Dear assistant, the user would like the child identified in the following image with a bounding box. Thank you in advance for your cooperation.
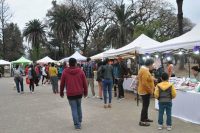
[154,72,176,131]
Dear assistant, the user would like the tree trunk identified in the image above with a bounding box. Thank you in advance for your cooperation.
[179,55,185,70]
[176,0,183,36]
[83,29,90,55]
[177,0,184,70]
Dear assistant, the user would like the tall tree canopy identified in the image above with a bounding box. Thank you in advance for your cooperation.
[23,19,46,60]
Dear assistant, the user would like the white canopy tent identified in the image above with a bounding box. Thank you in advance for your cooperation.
[90,49,116,60]
[37,56,57,64]
[0,60,11,65]
[0,60,11,76]
[64,51,87,61]
[144,23,200,53]
[104,34,161,58]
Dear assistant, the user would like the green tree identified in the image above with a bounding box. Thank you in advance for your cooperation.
[4,23,24,60]
[23,19,46,60]
[104,3,134,48]
[0,0,12,59]
[46,3,82,56]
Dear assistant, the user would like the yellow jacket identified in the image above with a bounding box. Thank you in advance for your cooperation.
[49,66,58,77]
[138,66,155,95]
[154,81,176,99]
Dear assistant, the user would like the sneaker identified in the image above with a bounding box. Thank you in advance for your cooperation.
[145,119,153,122]
[139,121,150,126]
[92,96,96,98]
[167,126,172,131]
[158,125,163,130]
[75,127,81,131]
[20,91,24,94]
[104,104,107,108]
[108,104,112,108]
[31,91,34,94]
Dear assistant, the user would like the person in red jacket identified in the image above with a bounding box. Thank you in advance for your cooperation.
[60,58,88,130]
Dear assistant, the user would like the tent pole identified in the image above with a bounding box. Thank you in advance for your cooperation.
[188,54,191,78]
[135,51,140,106]
[160,53,164,69]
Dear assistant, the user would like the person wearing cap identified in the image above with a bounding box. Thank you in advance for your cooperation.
[138,59,155,126]
[191,66,200,81]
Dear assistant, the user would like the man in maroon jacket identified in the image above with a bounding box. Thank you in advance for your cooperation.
[60,58,88,130]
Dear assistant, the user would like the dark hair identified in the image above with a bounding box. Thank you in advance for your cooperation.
[104,58,109,64]
[168,61,173,64]
[29,64,33,68]
[145,59,154,66]
[51,62,55,67]
[161,72,169,81]
[192,66,200,72]
[69,58,77,66]
[16,64,19,69]
[97,61,103,67]
[87,57,91,62]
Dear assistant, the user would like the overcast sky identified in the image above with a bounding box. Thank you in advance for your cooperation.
[6,0,200,31]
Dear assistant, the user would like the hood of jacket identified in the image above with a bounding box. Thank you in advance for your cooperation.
[65,67,82,75]
[157,81,173,90]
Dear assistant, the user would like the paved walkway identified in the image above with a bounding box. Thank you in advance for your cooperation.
[0,77,199,133]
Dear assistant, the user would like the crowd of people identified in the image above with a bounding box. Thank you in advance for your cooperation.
[12,57,181,131]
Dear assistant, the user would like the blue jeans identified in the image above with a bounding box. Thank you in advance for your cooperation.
[68,98,82,128]
[14,77,24,93]
[102,79,113,104]
[50,76,58,93]
[158,102,172,126]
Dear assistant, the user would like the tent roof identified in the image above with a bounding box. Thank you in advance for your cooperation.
[37,56,57,63]
[144,23,200,53]
[65,51,87,61]
[90,49,115,60]
[0,59,11,65]
[104,34,160,58]
[12,56,32,64]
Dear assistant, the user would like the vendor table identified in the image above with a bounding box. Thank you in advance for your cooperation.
[155,90,200,124]
[123,78,134,91]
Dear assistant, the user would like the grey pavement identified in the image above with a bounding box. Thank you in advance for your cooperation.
[0,77,199,133]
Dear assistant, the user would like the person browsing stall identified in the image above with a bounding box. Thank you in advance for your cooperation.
[154,72,176,131]
[138,59,155,126]
[191,66,200,81]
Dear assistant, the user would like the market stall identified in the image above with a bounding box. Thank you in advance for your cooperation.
[104,34,161,58]
[64,51,87,61]
[144,23,200,54]
[37,56,57,64]
[0,60,11,77]
[12,56,32,64]
[90,49,115,60]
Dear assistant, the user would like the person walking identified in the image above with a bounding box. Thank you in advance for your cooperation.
[28,64,37,93]
[96,61,103,99]
[83,57,95,97]
[42,64,47,85]
[113,59,120,97]
[49,63,58,94]
[138,59,155,126]
[14,64,24,94]
[117,57,128,100]
[60,58,88,130]
[100,58,114,108]
[154,72,176,131]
